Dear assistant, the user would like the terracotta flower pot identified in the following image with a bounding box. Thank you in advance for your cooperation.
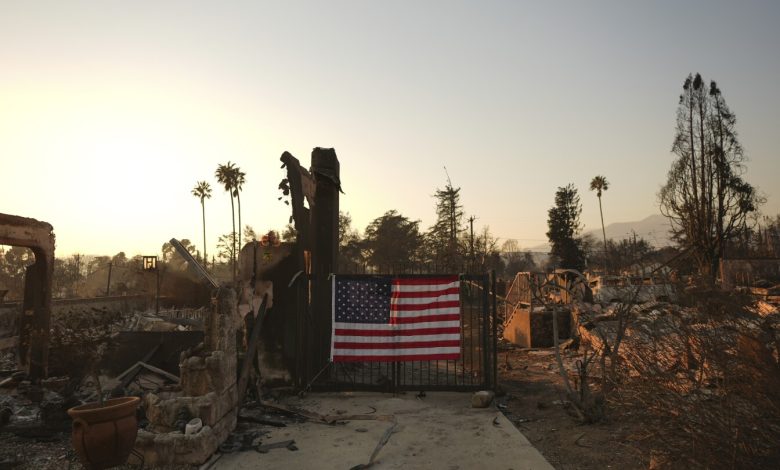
[67,396,141,470]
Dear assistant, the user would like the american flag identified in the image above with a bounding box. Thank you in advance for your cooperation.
[331,275,461,362]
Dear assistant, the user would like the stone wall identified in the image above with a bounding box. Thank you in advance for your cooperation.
[133,288,238,466]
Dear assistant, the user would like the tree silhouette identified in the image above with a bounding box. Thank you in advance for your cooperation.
[364,210,423,272]
[659,74,761,282]
[191,180,212,266]
[215,161,238,281]
[589,175,609,272]
[338,211,364,272]
[546,184,586,272]
[233,167,246,252]
[428,170,465,270]
[216,232,237,264]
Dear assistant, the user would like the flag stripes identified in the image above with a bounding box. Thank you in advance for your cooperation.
[331,275,461,362]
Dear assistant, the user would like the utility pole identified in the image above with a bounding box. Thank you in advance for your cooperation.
[156,267,160,315]
[468,215,477,271]
[105,262,112,297]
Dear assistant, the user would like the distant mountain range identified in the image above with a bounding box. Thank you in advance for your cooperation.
[526,214,672,252]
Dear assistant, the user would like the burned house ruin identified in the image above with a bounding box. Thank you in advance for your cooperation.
[0,213,55,382]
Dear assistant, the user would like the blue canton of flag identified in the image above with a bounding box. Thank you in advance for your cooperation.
[334,278,391,324]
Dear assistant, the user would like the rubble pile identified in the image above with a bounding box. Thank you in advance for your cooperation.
[129,306,206,332]
[47,305,135,379]
[1,296,217,467]
[0,368,78,468]
[575,298,780,385]
[574,295,780,467]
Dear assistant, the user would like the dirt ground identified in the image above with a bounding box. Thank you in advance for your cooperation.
[0,431,189,470]
[0,431,76,469]
[496,343,649,470]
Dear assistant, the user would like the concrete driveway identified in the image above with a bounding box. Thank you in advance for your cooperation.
[215,392,553,470]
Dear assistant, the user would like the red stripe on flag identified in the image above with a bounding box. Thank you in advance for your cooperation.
[335,327,460,337]
[333,353,461,362]
[333,340,461,350]
[391,300,460,311]
[389,314,460,324]
[391,286,460,298]
[392,277,459,286]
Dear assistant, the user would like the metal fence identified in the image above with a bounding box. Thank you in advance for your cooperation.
[294,273,497,393]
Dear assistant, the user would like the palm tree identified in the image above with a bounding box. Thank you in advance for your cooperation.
[589,175,609,272]
[216,162,238,281]
[232,167,246,251]
[191,181,212,267]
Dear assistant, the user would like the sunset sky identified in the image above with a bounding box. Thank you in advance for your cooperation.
[1,1,779,258]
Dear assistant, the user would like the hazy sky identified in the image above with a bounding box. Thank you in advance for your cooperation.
[1,1,779,258]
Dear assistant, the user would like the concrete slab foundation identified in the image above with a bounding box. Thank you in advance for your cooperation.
[216,392,553,470]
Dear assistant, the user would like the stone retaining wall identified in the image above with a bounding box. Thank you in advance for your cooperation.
[132,288,238,466]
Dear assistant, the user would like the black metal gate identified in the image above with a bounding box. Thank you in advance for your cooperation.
[293,273,497,392]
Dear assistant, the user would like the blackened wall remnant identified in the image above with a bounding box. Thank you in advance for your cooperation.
[310,148,341,376]
[279,150,315,269]
[0,213,55,382]
[237,235,298,383]
[265,148,341,384]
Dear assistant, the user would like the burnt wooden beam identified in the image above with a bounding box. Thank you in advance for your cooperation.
[280,151,313,255]
[237,294,269,405]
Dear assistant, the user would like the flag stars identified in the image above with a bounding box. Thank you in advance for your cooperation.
[335,278,391,324]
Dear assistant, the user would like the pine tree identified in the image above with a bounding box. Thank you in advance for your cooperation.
[427,173,465,270]
[546,184,586,272]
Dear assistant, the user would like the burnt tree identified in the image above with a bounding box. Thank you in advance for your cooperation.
[659,74,761,282]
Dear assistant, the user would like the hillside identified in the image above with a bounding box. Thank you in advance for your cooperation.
[587,214,672,248]
[527,214,672,252]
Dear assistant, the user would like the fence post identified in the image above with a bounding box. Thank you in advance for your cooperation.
[491,270,498,390]
[481,273,489,388]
